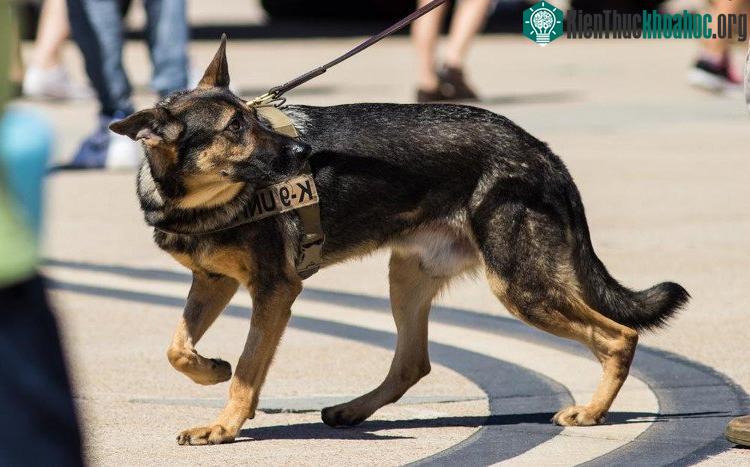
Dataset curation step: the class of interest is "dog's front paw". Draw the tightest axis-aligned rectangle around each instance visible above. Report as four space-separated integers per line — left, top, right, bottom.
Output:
321 404 368 427
552 405 605 426
176 424 234 445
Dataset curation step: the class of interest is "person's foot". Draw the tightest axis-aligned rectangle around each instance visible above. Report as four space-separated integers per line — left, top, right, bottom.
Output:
64 113 141 170
416 66 479 103
22 65 94 100
726 415 750 447
438 66 479 101
688 55 742 94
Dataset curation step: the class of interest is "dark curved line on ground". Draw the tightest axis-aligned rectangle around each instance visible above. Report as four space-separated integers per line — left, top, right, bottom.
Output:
47 278 572 465
44 260 749 465
299 286 749 466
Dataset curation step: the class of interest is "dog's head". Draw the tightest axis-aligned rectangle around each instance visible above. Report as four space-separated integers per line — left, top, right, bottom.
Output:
110 35 310 209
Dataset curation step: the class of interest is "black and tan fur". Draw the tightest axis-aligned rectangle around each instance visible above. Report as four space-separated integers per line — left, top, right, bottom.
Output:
110 37 689 445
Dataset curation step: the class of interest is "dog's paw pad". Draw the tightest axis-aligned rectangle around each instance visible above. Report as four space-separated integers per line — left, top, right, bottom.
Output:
552 405 605 426
176 425 234 445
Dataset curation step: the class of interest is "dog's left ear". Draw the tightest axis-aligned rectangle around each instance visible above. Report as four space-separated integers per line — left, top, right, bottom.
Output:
110 108 184 178
109 108 183 147
197 33 230 89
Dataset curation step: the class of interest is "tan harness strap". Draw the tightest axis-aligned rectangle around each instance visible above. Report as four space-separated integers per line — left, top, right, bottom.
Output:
255 105 325 279
255 105 299 138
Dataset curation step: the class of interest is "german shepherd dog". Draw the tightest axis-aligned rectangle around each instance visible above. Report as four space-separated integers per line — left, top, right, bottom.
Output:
110 38 689 445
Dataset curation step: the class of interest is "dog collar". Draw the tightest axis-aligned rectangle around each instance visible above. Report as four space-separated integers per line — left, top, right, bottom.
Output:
152 105 325 280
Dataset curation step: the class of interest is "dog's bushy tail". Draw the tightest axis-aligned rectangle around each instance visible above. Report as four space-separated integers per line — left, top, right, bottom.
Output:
567 187 689 331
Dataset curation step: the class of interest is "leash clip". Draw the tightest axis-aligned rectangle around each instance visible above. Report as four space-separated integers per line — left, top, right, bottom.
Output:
247 88 287 108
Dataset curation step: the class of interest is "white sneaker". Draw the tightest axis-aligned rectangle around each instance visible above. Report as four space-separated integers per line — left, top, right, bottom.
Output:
105 131 143 170
22 65 94 100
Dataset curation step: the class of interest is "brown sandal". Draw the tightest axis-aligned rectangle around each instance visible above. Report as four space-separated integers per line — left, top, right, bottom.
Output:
726 415 750 447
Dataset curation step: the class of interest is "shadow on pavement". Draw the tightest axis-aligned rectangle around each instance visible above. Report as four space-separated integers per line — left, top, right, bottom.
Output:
238 410 733 442
240 413 558 441
480 91 583 106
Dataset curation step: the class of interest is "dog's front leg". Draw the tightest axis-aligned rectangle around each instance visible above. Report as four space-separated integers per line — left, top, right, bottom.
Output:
176 276 302 446
168 272 239 385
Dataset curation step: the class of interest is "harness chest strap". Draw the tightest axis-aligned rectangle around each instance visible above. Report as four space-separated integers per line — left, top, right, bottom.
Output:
255 105 325 279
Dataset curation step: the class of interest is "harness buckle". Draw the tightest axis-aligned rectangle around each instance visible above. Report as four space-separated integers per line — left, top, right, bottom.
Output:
296 232 325 279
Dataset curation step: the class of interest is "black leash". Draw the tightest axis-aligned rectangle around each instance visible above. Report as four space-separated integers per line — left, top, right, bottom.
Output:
249 0 448 106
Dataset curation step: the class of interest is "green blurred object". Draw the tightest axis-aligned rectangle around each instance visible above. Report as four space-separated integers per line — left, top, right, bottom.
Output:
0 0 10 113
0 1 38 288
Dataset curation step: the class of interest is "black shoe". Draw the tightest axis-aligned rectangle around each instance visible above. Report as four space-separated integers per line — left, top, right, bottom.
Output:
437 66 479 101
688 56 742 93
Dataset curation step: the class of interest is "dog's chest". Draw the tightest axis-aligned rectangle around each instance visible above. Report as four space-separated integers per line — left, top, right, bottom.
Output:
169 246 253 284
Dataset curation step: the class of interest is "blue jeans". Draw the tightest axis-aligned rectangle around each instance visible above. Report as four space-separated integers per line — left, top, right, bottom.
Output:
66 0 189 117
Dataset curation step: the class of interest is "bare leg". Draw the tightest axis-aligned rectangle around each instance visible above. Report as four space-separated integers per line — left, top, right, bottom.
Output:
177 277 301 445
167 272 239 385
701 0 749 59
322 251 449 427
444 0 492 69
30 0 70 70
412 0 448 91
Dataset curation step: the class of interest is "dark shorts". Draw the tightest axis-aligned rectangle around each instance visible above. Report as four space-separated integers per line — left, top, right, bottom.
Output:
0 276 83 467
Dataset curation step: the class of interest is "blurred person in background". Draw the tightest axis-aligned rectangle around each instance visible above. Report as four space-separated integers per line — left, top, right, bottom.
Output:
65 0 189 169
412 0 493 102
23 0 93 100
0 3 83 465
688 0 749 93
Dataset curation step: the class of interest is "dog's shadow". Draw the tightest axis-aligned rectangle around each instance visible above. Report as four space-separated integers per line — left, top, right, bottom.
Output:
239 412 556 442
238 410 727 442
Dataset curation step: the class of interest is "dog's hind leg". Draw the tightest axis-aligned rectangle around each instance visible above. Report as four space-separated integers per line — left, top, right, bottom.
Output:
476 203 638 426
177 275 301 445
321 250 456 427
167 272 239 385
489 270 637 425
547 298 638 426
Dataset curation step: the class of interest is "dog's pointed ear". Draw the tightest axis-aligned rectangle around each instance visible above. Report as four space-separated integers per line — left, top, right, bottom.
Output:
109 108 183 147
110 108 184 178
197 34 230 89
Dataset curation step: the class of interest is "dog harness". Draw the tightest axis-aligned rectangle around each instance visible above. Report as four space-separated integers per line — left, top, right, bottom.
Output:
254 105 325 279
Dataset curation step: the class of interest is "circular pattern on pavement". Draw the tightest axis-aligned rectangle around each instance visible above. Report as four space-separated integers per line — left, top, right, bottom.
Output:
47 260 748 465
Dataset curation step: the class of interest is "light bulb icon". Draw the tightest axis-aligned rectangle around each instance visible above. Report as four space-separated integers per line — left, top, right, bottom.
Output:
527 2 558 46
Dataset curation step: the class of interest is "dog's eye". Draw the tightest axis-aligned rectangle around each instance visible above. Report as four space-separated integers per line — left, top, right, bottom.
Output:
225 117 242 134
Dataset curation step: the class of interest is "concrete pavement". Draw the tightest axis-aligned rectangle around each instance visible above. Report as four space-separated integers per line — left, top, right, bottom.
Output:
15 32 750 465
